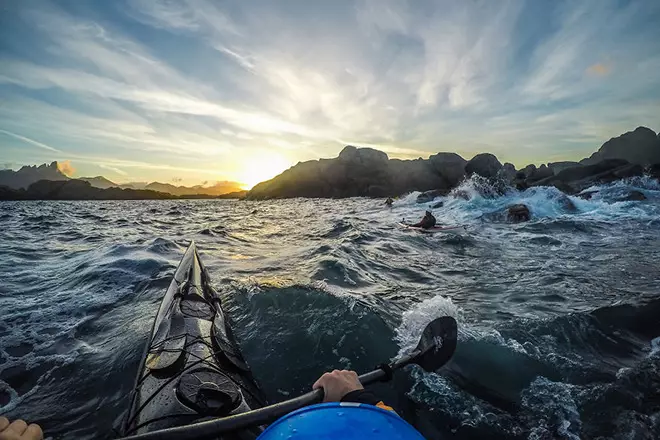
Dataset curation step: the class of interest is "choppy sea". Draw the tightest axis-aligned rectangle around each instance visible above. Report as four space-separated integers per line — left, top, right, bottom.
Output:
1 176 659 439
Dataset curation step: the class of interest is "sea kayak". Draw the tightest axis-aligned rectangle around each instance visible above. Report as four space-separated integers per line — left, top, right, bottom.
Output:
398 222 466 233
121 241 266 438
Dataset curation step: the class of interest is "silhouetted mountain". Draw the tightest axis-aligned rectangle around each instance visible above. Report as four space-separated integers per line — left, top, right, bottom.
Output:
216 190 248 199
144 181 243 196
79 176 118 189
0 179 249 201
0 161 69 189
119 182 148 190
0 179 175 200
0 160 244 197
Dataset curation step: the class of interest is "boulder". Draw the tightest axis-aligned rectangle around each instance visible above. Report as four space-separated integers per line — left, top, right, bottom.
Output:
617 190 646 201
465 153 503 179
428 152 467 187
522 164 537 178
452 189 471 200
533 164 553 181
612 164 644 180
416 188 450 204
581 126 660 166
547 161 581 174
521 164 553 183
533 159 631 192
648 163 660 180
557 194 577 212
388 159 445 195
501 163 517 182
338 145 389 165
577 191 598 200
507 204 530 222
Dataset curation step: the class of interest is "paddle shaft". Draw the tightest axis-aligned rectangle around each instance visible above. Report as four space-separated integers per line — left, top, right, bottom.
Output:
121 350 422 440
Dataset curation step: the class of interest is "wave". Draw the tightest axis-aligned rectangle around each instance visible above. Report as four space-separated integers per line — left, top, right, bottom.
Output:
389 175 660 227
395 296 660 439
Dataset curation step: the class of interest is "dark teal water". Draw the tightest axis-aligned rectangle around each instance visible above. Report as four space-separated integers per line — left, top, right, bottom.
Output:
1 176 659 439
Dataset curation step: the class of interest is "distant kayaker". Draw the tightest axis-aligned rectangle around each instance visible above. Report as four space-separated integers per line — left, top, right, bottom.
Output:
385 197 394 207
411 210 436 229
0 417 43 440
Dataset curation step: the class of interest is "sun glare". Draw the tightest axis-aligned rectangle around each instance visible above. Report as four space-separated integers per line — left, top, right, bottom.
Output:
238 153 292 190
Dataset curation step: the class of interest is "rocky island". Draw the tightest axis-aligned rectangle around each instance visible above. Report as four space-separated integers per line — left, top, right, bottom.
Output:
247 126 660 200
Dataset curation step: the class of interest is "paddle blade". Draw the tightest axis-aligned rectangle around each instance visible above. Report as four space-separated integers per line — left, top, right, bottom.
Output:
413 316 458 371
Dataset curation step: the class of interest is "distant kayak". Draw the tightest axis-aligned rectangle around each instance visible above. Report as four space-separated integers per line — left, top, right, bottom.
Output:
398 222 465 233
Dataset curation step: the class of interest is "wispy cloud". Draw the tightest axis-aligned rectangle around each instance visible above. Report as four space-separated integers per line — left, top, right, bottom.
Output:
0 129 62 153
1 0 659 181
98 163 128 176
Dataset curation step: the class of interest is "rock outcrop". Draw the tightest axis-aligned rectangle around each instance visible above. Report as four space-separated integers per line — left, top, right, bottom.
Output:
532 159 644 193
465 154 503 179
429 153 467 187
246 126 659 200
417 189 451 204
547 161 581 174
617 190 646 202
507 204 531 222
581 127 660 166
248 146 462 200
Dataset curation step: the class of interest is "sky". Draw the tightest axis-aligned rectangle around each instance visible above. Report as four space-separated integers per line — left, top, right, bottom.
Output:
1 0 659 187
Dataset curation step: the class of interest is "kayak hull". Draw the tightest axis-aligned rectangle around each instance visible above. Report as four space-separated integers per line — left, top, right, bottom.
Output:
122 242 265 438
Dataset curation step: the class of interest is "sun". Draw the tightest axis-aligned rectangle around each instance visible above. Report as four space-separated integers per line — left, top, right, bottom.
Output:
237 153 292 190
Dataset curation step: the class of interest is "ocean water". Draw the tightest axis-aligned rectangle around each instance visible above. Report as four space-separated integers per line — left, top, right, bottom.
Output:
1 176 659 439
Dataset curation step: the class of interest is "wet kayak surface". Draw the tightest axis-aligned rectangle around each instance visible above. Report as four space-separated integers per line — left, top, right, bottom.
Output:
1 176 660 439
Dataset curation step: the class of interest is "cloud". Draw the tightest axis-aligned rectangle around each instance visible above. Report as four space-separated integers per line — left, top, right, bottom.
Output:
0 0 659 180
98 163 128 176
57 160 75 176
586 63 611 77
0 129 61 152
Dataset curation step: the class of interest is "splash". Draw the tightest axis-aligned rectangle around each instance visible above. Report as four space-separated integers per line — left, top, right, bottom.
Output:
395 295 459 356
390 174 660 226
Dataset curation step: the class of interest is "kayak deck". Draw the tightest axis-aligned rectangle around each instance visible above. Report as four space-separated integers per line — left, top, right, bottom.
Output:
122 242 265 438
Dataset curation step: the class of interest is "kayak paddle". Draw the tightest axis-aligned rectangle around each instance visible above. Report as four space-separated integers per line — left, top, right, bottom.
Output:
120 316 457 440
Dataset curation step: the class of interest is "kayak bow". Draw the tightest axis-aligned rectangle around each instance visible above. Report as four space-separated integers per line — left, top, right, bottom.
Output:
121 241 266 438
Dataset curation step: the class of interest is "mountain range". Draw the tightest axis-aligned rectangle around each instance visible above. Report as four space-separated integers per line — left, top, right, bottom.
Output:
2 126 658 201
0 163 244 197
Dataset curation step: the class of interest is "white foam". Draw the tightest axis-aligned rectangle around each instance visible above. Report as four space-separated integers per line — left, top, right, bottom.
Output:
0 379 19 413
650 337 660 358
395 295 459 356
385 174 660 228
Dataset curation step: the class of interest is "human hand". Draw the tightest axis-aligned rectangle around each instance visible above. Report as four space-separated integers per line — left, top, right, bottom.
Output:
312 369 363 402
0 417 43 440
